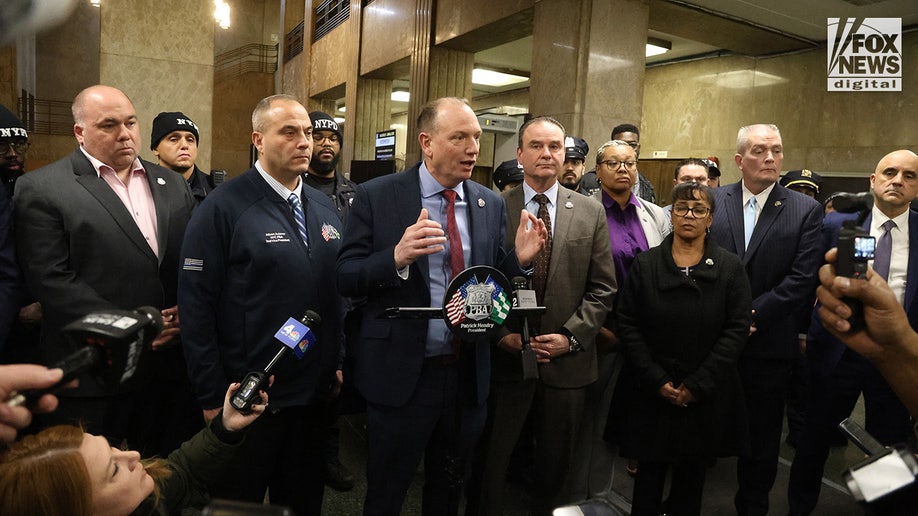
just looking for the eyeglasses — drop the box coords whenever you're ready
[672,205,711,218]
[599,159,637,170]
[1,140,29,155]
[314,134,340,144]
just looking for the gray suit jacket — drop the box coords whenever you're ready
[13,148,195,395]
[495,185,617,388]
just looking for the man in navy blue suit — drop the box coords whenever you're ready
[787,150,917,515]
[337,97,545,516]
[709,124,823,516]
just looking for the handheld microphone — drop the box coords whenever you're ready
[230,310,321,414]
[5,306,163,407]
[511,277,539,380]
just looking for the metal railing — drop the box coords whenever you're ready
[18,91,72,136]
[314,0,349,42]
[214,43,278,83]
[284,21,304,61]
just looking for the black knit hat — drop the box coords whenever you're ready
[150,111,199,150]
[0,104,27,140]
[309,111,343,142]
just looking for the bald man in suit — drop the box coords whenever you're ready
[469,116,616,516]
[13,85,197,454]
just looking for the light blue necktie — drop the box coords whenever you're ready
[744,196,757,250]
[287,193,309,248]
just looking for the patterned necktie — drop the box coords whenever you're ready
[287,193,309,248]
[441,190,464,280]
[744,195,757,250]
[532,193,553,301]
[873,219,895,280]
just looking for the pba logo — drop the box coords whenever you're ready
[827,18,901,92]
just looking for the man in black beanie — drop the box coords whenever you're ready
[0,104,30,198]
[305,111,357,226]
[151,111,216,204]
[305,110,359,492]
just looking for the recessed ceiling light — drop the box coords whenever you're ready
[472,68,529,87]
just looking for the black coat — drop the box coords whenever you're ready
[607,234,751,461]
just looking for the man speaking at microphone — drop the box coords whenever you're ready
[337,97,546,515]
[178,94,343,516]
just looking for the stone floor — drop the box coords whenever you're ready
[320,399,869,515]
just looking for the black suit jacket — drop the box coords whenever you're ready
[336,163,519,407]
[710,182,823,360]
[13,148,195,395]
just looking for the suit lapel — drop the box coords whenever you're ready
[464,181,489,265]
[71,152,157,263]
[723,183,746,258]
[143,161,171,265]
[549,188,574,283]
[398,168,429,286]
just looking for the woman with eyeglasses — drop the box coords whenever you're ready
[607,182,752,516]
[0,383,267,516]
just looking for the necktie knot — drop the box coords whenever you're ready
[287,193,300,209]
[534,193,549,208]
[442,189,457,203]
[882,219,896,233]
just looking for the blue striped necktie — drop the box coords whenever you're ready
[287,193,309,248]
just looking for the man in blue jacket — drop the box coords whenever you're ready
[179,94,343,516]
[337,97,545,515]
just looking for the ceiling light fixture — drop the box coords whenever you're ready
[214,1,230,29]
[90,0,101,6]
[472,68,529,87]
[391,90,410,103]
[646,37,672,57]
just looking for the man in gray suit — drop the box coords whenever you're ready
[469,116,617,515]
[13,85,197,453]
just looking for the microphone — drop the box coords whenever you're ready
[831,192,873,214]
[511,277,539,380]
[5,306,164,407]
[230,310,321,414]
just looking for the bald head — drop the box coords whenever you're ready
[71,85,141,174]
[870,149,918,217]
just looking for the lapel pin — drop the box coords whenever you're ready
[157,177,166,185]
[565,201,574,209]
[775,200,782,207]
[478,198,485,208]
[705,258,714,266]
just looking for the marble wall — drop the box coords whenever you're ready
[100,0,215,171]
[310,17,354,96]
[641,31,918,185]
[360,0,414,75]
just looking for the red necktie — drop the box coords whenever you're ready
[441,190,464,280]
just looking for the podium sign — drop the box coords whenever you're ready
[442,266,512,340]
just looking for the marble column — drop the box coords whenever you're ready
[530,0,649,152]
[99,0,215,170]
[352,78,393,162]
[405,46,474,165]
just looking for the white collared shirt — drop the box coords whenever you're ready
[741,181,777,226]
